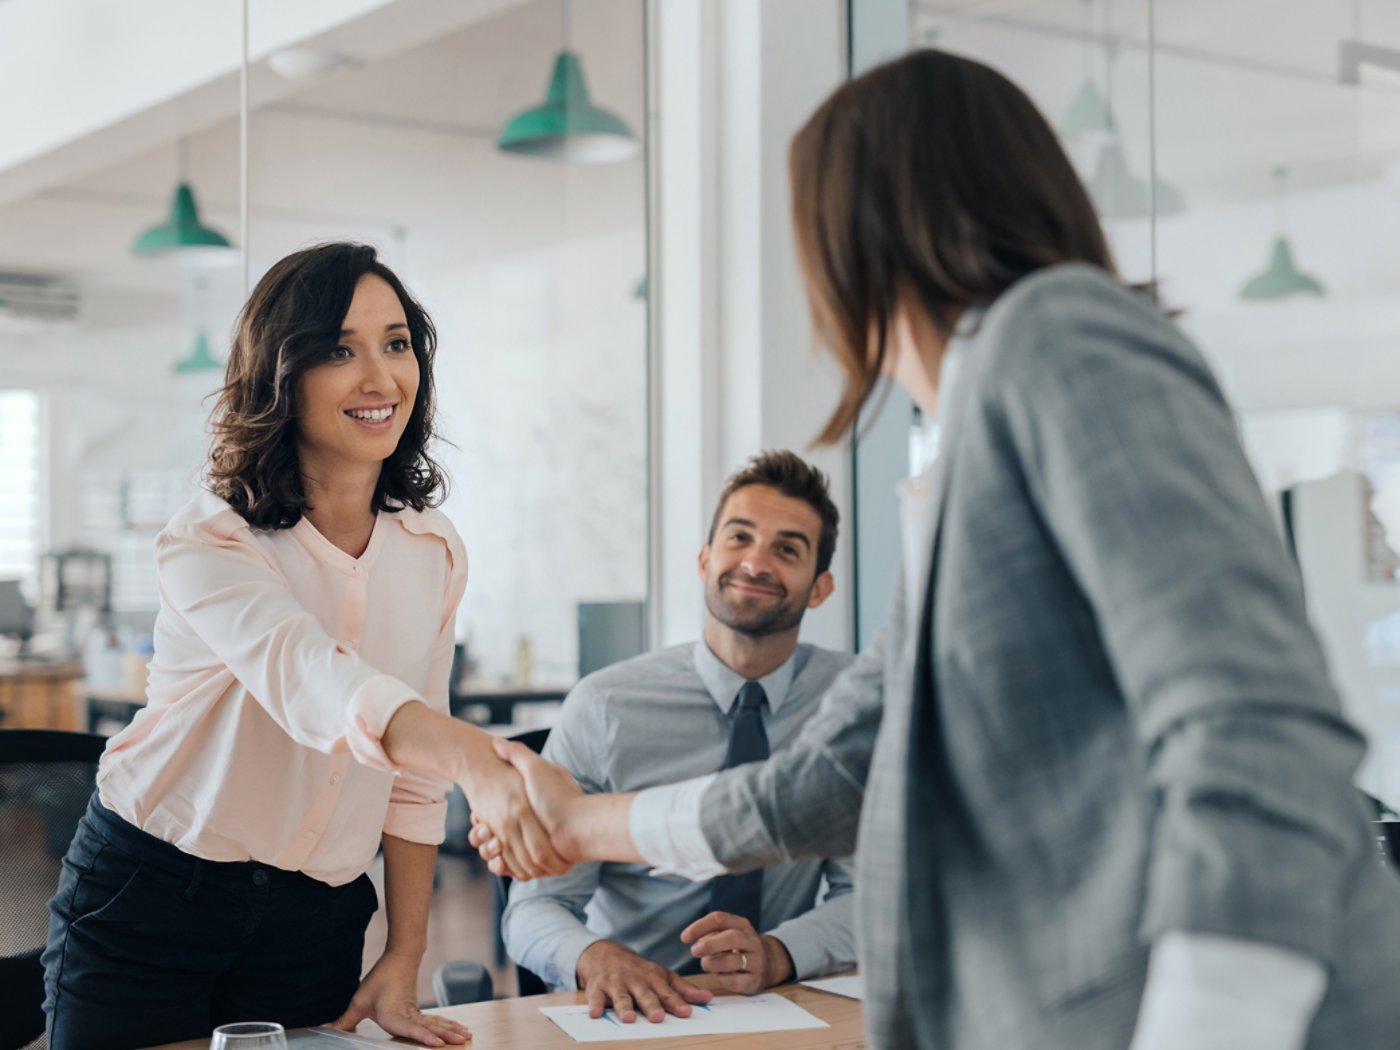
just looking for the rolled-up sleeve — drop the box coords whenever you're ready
[991,278,1371,967]
[382,523,468,842]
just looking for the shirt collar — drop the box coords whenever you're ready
[691,638,799,715]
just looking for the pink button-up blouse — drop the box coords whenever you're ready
[97,490,468,886]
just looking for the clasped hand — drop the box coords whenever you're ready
[468,737,583,879]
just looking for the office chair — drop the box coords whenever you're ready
[0,729,107,1050]
[433,727,551,1005]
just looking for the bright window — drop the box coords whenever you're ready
[0,389,43,593]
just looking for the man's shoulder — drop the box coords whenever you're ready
[568,642,696,704]
[793,643,856,687]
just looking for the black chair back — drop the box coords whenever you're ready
[0,729,106,1050]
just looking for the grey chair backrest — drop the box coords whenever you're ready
[0,730,106,1050]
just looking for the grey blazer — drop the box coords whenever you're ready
[700,264,1400,1049]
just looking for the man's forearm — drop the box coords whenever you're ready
[558,792,644,864]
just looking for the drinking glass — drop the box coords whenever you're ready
[210,1022,288,1049]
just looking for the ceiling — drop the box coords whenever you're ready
[917,0,1400,204]
[3,0,1398,296]
[0,0,646,291]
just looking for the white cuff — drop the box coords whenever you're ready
[1128,931,1327,1050]
[629,774,725,881]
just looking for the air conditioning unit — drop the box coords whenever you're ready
[0,270,81,329]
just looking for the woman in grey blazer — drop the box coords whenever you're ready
[475,50,1400,1049]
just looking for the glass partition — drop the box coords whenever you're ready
[853,0,1400,805]
[0,0,650,710]
[245,0,649,697]
[0,0,243,675]
[1153,1,1400,804]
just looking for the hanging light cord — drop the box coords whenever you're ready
[1147,0,1158,285]
[240,0,250,300]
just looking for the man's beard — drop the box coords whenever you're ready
[705,570,810,638]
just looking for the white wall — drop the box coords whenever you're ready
[423,228,648,684]
[649,0,853,653]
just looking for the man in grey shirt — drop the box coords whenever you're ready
[502,450,856,1023]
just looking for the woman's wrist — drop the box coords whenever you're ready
[449,723,499,793]
[381,701,493,787]
[378,945,426,966]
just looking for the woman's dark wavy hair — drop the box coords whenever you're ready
[207,242,447,528]
[790,49,1117,445]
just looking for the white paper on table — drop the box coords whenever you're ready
[800,975,864,1000]
[538,993,829,1042]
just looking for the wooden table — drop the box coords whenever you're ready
[151,976,865,1049]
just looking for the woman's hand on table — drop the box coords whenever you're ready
[331,952,470,1046]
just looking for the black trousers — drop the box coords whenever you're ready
[42,796,378,1050]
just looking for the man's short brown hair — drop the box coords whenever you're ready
[707,450,839,576]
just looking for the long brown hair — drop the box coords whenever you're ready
[790,49,1115,444]
[207,242,447,528]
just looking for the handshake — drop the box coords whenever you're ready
[463,736,590,880]
[462,738,792,1019]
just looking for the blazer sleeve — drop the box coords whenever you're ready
[697,575,895,872]
[988,274,1371,968]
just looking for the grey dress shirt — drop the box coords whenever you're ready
[502,640,857,991]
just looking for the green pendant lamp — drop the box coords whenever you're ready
[173,329,223,374]
[1059,79,1114,138]
[1087,140,1186,220]
[1058,0,1114,138]
[1240,167,1325,301]
[133,182,233,257]
[498,1,638,164]
[498,50,638,163]
[133,139,234,263]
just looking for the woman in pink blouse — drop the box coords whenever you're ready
[42,242,561,1050]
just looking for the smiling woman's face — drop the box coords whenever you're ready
[295,273,420,481]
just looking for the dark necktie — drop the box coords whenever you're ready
[694,682,769,940]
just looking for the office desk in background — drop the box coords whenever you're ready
[450,685,570,729]
[80,681,575,737]
[0,658,83,730]
[148,975,864,1049]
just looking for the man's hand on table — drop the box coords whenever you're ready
[574,940,713,1023]
[680,912,795,996]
